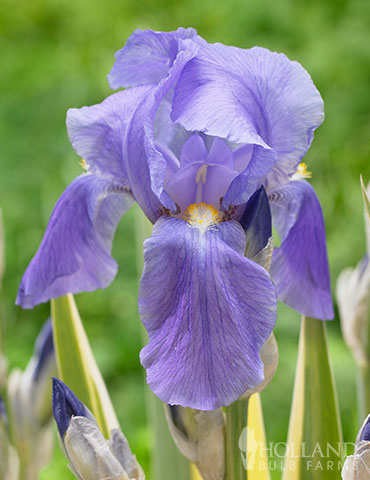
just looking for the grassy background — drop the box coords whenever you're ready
[0,0,370,477]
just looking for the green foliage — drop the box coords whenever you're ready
[283,317,343,479]
[1,0,369,478]
[51,295,119,438]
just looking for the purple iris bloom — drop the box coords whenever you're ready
[17,28,333,410]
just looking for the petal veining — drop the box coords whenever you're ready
[108,28,198,89]
[17,175,133,308]
[139,215,277,409]
[269,180,333,320]
[67,87,151,186]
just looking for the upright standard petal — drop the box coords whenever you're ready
[67,86,151,186]
[139,216,277,410]
[269,180,333,320]
[124,39,199,220]
[17,175,133,308]
[108,27,197,89]
[172,43,324,201]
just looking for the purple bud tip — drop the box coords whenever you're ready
[239,185,272,257]
[52,378,88,438]
[360,415,370,442]
[33,318,54,382]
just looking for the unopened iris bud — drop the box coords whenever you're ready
[7,318,56,477]
[240,185,274,271]
[65,417,130,480]
[164,405,225,480]
[337,255,370,369]
[337,181,370,369]
[23,318,56,424]
[52,377,92,438]
[241,332,279,399]
[52,378,144,480]
[359,416,370,442]
[8,318,56,426]
[342,414,370,478]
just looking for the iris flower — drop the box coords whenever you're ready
[17,28,333,410]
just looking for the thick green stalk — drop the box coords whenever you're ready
[225,397,249,480]
[283,316,343,480]
[134,206,191,480]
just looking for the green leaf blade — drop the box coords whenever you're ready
[283,317,343,480]
[51,294,118,439]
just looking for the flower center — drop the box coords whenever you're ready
[183,202,221,234]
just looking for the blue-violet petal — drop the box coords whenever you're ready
[139,215,277,409]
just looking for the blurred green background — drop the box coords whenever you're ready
[1,0,370,477]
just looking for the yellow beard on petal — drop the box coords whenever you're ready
[183,203,221,234]
[79,158,89,172]
[291,162,312,180]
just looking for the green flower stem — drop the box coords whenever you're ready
[225,397,249,480]
[357,362,370,423]
[134,206,191,480]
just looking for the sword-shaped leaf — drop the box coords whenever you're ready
[51,294,118,438]
[283,317,343,480]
